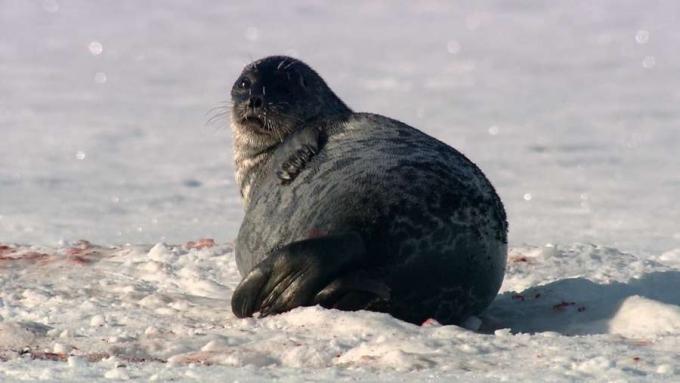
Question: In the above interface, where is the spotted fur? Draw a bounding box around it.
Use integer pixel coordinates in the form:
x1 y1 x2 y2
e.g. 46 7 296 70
230 56 508 324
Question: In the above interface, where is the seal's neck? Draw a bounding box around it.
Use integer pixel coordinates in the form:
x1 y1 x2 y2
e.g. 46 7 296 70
232 110 349 207
232 123 279 206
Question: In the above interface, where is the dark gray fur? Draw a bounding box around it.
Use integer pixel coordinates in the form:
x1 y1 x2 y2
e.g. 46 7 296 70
230 56 507 325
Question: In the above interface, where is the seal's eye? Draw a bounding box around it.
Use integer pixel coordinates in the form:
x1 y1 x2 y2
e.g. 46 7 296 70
299 75 307 89
238 77 251 89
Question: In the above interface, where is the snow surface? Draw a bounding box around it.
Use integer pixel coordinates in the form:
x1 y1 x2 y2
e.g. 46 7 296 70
1 0 680 381
2 241 680 382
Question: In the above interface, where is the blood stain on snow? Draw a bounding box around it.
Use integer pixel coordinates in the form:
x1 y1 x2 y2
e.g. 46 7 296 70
0 251 50 263
552 301 576 311
67 255 92 265
511 256 530 263
64 240 92 255
512 294 525 301
24 351 67 362
64 241 104 265
185 238 216 250
421 318 441 327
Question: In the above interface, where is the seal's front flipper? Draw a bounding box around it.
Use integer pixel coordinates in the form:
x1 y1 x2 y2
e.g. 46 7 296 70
231 231 365 318
273 126 320 184
314 272 390 311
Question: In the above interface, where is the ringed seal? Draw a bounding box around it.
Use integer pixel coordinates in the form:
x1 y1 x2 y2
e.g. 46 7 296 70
229 56 507 325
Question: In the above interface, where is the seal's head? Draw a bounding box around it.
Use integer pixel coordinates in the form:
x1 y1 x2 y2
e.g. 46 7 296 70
231 56 351 202
231 56 350 148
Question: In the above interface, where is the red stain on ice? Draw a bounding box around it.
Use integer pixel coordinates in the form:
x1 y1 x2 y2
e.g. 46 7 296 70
185 238 216 250
65 240 102 265
68 255 93 265
421 318 441 327
65 240 93 256
0 251 49 263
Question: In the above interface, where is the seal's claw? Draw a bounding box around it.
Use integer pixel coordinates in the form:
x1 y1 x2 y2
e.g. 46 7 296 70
273 127 321 185
276 169 293 183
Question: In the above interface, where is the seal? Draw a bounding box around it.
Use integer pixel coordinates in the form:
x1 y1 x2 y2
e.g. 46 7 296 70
229 56 507 325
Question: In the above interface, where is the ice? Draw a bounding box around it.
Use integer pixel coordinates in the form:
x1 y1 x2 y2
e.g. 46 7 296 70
635 30 650 44
1 0 680 381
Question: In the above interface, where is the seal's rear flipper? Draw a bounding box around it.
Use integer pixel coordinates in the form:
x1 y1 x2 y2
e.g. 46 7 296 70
231 231 365 318
314 272 391 311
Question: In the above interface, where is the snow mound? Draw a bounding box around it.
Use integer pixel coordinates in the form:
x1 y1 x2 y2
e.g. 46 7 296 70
660 248 680 268
487 244 680 335
608 295 680 337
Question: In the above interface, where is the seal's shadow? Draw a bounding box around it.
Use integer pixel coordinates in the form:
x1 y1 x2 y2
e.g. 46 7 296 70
483 271 680 335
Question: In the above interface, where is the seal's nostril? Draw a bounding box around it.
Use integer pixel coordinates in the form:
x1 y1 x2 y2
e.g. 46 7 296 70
249 96 263 109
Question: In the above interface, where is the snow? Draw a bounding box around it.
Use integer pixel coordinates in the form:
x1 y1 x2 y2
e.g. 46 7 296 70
1 242 680 381
1 0 680 381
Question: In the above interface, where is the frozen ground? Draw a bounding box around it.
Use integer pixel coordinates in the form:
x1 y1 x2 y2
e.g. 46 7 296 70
1 0 680 381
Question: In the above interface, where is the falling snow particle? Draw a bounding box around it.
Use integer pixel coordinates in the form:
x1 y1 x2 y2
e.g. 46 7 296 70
523 193 533 201
75 151 86 160
94 72 108 84
635 30 649 44
446 40 461 54
88 41 104 56
642 56 656 69
488 125 499 135
245 27 259 42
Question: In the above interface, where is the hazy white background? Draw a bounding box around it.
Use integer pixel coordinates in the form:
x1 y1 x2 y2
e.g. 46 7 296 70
1 1 679 252
2 2 680 382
